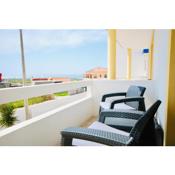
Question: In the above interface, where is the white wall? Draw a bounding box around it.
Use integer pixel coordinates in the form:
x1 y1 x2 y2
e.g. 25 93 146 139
15 93 87 122
116 43 127 79
152 29 170 128
116 30 152 79
117 47 148 79
117 30 152 49
132 51 148 79
0 96 93 146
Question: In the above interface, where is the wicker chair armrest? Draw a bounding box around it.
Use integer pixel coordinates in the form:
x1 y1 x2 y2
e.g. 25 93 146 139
99 110 144 123
110 96 145 111
61 127 133 146
101 92 126 102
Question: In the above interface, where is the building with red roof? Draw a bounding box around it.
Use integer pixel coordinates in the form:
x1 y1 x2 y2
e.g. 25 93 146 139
31 77 71 85
84 67 107 79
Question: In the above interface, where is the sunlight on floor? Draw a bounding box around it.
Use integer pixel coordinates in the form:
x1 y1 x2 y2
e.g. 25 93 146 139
80 116 97 127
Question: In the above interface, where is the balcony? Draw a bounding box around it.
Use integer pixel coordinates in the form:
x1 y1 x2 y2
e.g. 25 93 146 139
0 79 154 145
0 29 175 146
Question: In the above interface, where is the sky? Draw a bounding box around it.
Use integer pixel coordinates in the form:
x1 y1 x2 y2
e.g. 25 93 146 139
0 30 107 79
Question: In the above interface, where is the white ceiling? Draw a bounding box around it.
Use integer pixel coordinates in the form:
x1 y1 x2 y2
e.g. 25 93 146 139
117 29 153 49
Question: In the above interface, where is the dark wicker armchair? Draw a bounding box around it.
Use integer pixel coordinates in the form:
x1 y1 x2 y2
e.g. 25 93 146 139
99 109 145 132
61 100 161 146
100 85 146 113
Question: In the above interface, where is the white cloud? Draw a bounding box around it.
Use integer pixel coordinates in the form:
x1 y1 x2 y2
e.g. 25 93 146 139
0 30 106 54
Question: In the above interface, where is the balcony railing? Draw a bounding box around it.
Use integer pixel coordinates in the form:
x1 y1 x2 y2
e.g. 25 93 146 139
0 79 154 146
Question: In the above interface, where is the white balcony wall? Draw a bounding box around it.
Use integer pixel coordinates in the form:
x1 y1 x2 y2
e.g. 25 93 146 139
0 96 93 145
152 29 170 128
0 81 93 145
0 81 91 104
15 93 87 122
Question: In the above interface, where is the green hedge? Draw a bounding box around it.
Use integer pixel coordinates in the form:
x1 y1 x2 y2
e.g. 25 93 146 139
0 95 54 110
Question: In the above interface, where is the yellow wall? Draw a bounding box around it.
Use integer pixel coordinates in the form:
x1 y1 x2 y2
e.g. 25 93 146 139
107 29 116 79
165 30 175 146
148 30 154 80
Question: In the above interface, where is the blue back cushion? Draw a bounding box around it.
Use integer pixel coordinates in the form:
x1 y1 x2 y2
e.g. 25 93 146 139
125 86 144 109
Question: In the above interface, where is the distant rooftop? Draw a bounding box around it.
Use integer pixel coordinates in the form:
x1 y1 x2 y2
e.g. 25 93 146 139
32 77 70 82
85 67 107 74
84 67 107 79
31 77 71 85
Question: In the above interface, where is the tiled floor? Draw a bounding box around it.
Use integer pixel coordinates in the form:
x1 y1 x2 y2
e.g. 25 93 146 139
80 116 97 127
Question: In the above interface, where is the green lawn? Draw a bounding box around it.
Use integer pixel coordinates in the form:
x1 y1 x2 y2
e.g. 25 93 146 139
0 78 73 111
0 95 54 110
0 91 69 110
54 91 69 97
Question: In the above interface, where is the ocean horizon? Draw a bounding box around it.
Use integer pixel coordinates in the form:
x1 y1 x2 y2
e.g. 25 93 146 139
5 74 84 80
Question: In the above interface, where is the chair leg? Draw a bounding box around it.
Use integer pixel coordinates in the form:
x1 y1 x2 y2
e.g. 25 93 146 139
61 137 73 146
139 119 157 146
